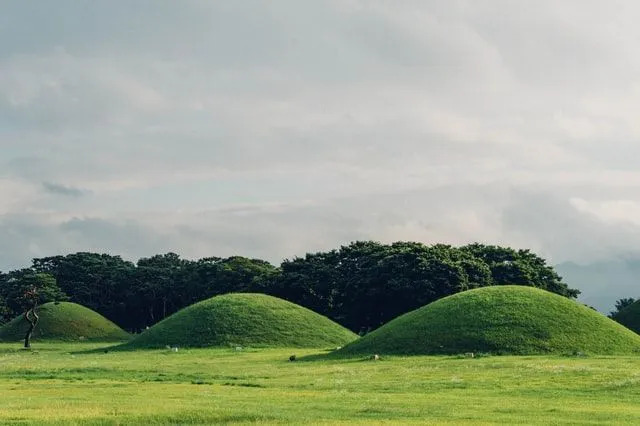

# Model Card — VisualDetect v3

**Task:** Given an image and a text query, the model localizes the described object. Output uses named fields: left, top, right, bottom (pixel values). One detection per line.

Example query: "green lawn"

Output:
left=1, top=343, right=640, bottom=425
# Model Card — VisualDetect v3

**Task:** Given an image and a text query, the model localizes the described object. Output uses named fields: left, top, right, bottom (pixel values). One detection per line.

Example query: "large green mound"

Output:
left=0, top=302, right=130, bottom=342
left=612, top=300, right=640, bottom=334
left=340, top=286, right=640, bottom=355
left=121, top=293, right=358, bottom=349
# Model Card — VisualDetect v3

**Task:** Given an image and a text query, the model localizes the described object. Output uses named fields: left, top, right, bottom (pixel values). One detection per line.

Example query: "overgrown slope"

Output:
left=121, top=293, right=357, bottom=349
left=340, top=286, right=640, bottom=355
left=0, top=302, right=130, bottom=342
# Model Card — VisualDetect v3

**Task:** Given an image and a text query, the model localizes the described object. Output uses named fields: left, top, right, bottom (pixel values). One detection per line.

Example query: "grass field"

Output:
left=1, top=343, right=640, bottom=424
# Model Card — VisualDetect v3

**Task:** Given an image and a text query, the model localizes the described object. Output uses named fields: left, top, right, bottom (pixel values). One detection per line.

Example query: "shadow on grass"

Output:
left=294, top=348, right=380, bottom=363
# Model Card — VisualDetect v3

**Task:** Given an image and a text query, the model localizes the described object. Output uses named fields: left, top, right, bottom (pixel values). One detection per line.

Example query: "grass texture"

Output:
left=340, top=285, right=640, bottom=355
left=0, top=302, right=129, bottom=343
left=120, top=293, right=357, bottom=349
left=1, top=343, right=640, bottom=424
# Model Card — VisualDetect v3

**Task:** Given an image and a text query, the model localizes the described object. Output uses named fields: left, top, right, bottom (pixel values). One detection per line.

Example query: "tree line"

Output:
left=0, top=241, right=579, bottom=333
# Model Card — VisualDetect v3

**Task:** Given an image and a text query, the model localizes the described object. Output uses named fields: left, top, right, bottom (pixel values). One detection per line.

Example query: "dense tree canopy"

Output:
left=0, top=270, right=66, bottom=320
left=267, top=242, right=577, bottom=332
left=609, top=297, right=637, bottom=318
left=0, top=270, right=67, bottom=347
left=0, top=242, right=578, bottom=332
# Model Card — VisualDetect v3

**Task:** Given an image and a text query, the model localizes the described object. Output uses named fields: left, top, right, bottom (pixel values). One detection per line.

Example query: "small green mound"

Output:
left=121, top=293, right=357, bottom=349
left=612, top=300, right=640, bottom=334
left=0, top=302, right=130, bottom=342
left=340, top=286, right=640, bottom=355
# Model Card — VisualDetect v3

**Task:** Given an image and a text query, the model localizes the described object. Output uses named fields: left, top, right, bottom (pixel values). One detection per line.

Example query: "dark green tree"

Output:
left=609, top=297, right=636, bottom=318
left=270, top=241, right=577, bottom=332
left=460, top=243, right=579, bottom=297
left=32, top=253, right=136, bottom=328
left=3, top=270, right=67, bottom=348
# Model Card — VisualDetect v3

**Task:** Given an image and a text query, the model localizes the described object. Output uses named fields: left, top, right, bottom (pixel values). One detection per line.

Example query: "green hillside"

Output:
left=340, top=285, right=640, bottom=355
left=121, top=293, right=357, bottom=349
left=0, top=302, right=130, bottom=342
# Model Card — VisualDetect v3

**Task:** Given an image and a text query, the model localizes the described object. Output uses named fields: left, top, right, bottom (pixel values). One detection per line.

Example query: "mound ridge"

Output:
left=0, top=302, right=130, bottom=342
left=612, top=300, right=640, bottom=334
left=340, top=286, right=640, bottom=355
left=121, top=293, right=357, bottom=349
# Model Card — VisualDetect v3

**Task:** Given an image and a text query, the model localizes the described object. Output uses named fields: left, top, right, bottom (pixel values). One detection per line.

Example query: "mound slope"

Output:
left=340, top=286, right=640, bottom=355
left=0, top=302, right=130, bottom=342
left=121, top=293, right=357, bottom=349
left=612, top=300, right=640, bottom=334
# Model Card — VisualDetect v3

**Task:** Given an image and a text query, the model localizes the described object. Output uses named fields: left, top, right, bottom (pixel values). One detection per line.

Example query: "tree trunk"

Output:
left=162, top=298, right=167, bottom=319
left=23, top=307, right=39, bottom=348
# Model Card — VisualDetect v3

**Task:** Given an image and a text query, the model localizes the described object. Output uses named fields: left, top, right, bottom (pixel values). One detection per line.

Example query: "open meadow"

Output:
left=1, top=343, right=640, bottom=425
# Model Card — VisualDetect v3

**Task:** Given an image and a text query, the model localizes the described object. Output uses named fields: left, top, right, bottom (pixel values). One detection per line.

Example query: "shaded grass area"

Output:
left=1, top=343, right=640, bottom=424
left=119, top=293, right=356, bottom=349
left=340, top=286, right=640, bottom=356
left=0, top=302, right=130, bottom=343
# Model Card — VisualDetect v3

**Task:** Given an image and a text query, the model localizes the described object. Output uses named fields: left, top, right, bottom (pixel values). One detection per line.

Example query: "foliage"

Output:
left=611, top=299, right=640, bottom=334
left=0, top=270, right=66, bottom=315
left=0, top=302, right=130, bottom=342
left=2, top=343, right=640, bottom=424
left=119, top=293, right=356, bottom=349
left=610, top=297, right=637, bottom=317
left=0, top=242, right=577, bottom=333
left=268, top=242, right=578, bottom=332
left=339, top=286, right=640, bottom=355
left=27, top=252, right=277, bottom=332
left=0, top=295, right=10, bottom=325
left=32, top=253, right=140, bottom=330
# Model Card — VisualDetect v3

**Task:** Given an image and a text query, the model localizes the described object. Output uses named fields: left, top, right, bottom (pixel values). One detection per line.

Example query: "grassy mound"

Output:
left=612, top=300, right=640, bottom=334
left=0, top=302, right=130, bottom=342
left=121, top=293, right=357, bottom=349
left=340, top=286, right=640, bottom=355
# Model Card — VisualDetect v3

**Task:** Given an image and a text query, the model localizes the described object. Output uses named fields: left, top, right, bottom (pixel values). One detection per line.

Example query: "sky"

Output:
left=2, top=1, right=640, bottom=310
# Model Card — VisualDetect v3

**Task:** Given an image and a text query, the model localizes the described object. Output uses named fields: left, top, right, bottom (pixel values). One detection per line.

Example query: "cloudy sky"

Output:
left=2, top=1, right=640, bottom=309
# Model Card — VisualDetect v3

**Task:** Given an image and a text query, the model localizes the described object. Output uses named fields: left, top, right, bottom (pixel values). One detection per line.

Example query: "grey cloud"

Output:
left=500, top=190, right=640, bottom=262
left=2, top=182, right=640, bottom=316
left=42, top=182, right=88, bottom=197
left=3, top=1, right=640, bottom=314
left=556, top=259, right=640, bottom=313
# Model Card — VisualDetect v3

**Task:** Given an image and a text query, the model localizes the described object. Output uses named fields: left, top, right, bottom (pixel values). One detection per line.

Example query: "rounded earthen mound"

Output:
left=121, top=293, right=358, bottom=349
left=339, top=286, right=640, bottom=355
left=0, top=302, right=130, bottom=342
